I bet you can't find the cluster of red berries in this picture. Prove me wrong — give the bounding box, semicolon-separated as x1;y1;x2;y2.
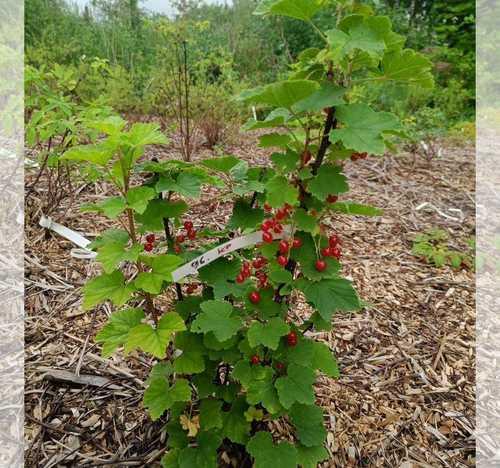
351;152;368;161
236;256;269;287
315;234;342;271
143;233;156;252
186;283;198;294
260;203;293;243
326;194;339;203
174;221;197;253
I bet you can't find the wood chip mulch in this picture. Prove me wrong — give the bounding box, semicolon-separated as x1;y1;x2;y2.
24;132;475;467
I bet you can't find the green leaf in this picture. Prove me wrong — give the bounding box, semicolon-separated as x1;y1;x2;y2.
199;399;223;430
174;332;206;374
125;312;186;358
136;199;189;231
298;278;360;321
199;258;241;287
287;339;339;378
89;116;126;135
247;432;298;468
241;80;319;109
178;432;221;468
174;350;206;374
97;242;143;274
229;199;264;230
156;173;203;198
135;255;184;294
126;186;157;214
95;308;145;357
265;175;299;208
377;49;434;89
331;104;400;155
161;449;180;468
246;367;283;414
294;82;346;113
268;268;293;285
293;208;318;233
275;363;316;409
88;229;129;249
61;143;114;166
144;377;191;420
222;398;251;444
245;406;264;422
290;404;326;447
243;108;291;131
330;201;382;216
246;287;284;319
297;444;329;468
247;318;290;350
256;0;323;21
308;164;349;201
259;133;291;149
83;271;136;310
191;300;242;342
201;155;241;173
126;122;168;148
81;196;127;219
271;150;300;173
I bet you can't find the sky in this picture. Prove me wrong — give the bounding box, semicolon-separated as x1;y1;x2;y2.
72;0;227;16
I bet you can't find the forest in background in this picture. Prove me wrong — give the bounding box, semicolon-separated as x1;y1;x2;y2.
25;0;475;151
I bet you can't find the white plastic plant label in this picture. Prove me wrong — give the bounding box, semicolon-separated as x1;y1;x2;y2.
171;225;292;282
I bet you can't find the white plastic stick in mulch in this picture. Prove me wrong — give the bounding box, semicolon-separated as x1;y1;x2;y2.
39;215;97;260
415;202;464;222
39;214;293;282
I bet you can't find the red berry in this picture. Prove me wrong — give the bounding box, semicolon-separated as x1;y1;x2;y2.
273;223;283;234
292;238;302;249
187;229;196;240
332;247;341;259
251;355;260;365
279;240;289;255
258;274;268;288
286;331;298;347
174;244;182;254
249;291;261;304
351;153;359;161
284;203;292;212
275;209;287;221
327;194;338;203
184;221;193;230
315;259;327;272
242;261;251;272
275;362;284;371
329;235;339;247
253;258;264;269
277;255;288;267
261;219;274;232
321;247;332;258
264;203;272;212
236;273;245;284
144;243;154;252
262;231;274;243
176;234;185;243
146;234;155;243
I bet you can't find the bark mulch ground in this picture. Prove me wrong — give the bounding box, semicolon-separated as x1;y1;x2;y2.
24;132;475;467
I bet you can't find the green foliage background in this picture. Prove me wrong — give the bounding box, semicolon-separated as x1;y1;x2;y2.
25;0;475;139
